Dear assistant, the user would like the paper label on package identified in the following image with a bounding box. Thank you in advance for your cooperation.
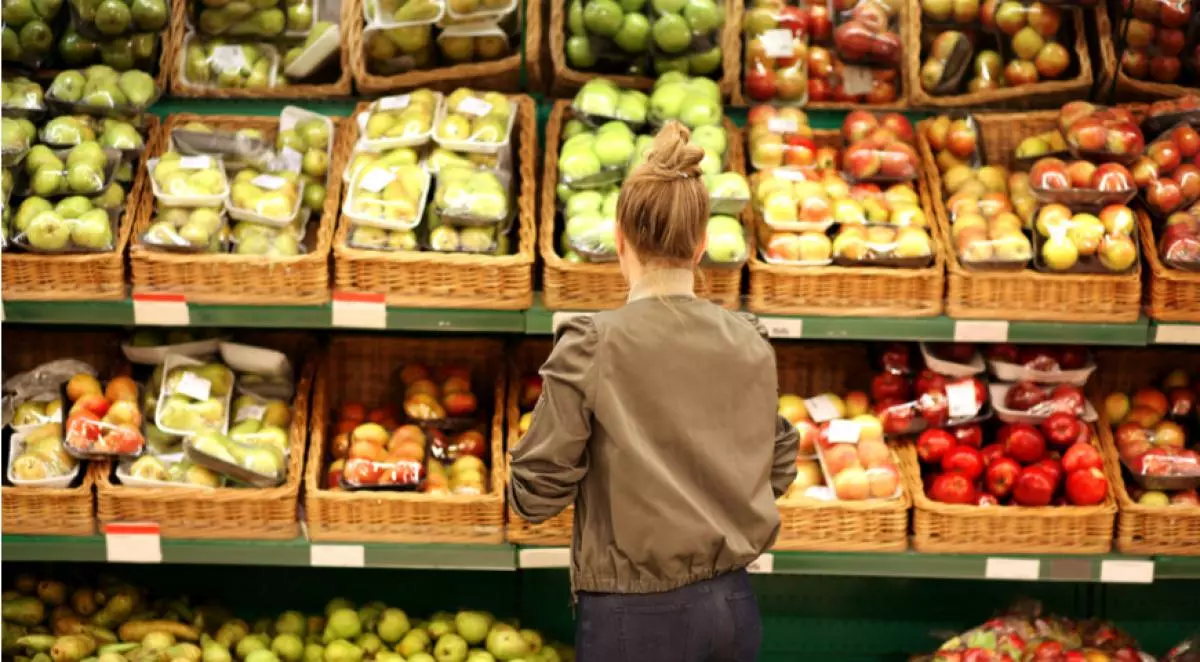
[279,147,303,173]
[379,95,410,110]
[842,66,874,95]
[826,419,861,444]
[178,155,211,170]
[760,29,795,58]
[251,174,287,191]
[804,395,840,423]
[456,97,492,117]
[176,372,212,401]
[358,168,395,193]
[210,46,246,72]
[767,117,798,134]
[773,169,808,181]
[946,380,978,418]
[235,404,266,423]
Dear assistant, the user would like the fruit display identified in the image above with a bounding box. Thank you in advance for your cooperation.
[1159,199,1200,269]
[179,37,281,90]
[186,428,287,486]
[46,66,158,115]
[1144,93,1200,135]
[1031,202,1139,273]
[62,373,146,458]
[342,161,429,231]
[1116,0,1194,86]
[746,105,835,171]
[0,575,573,662]
[830,0,901,68]
[362,0,514,76]
[571,78,649,126]
[7,421,79,485]
[154,356,233,437]
[18,141,119,197]
[1104,369,1200,490]
[1,76,45,116]
[928,604,1150,661]
[192,0,292,37]
[1131,122,1200,218]
[1,0,63,68]
[123,454,224,487]
[840,111,919,183]
[356,90,442,151]
[562,0,724,77]
[10,193,117,252]
[1058,102,1145,163]
[69,0,167,39]
[141,204,225,251]
[227,168,304,225]
[431,166,511,225]
[871,354,990,436]
[1027,157,1136,206]
[741,0,809,104]
[985,343,1095,384]
[394,362,484,424]
[433,88,515,153]
[149,153,230,206]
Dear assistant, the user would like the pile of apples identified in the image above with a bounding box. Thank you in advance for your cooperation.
[1160,199,1200,268]
[63,373,145,457]
[981,0,1072,85]
[1103,368,1200,485]
[840,111,919,183]
[1131,123,1200,218]
[1032,203,1139,273]
[397,362,481,423]
[1058,102,1145,163]
[829,0,902,70]
[563,0,725,77]
[1117,0,1194,85]
[742,0,810,104]
[806,44,902,104]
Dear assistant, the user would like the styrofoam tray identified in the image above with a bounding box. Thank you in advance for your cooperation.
[154,354,233,437]
[284,21,340,78]
[432,94,516,155]
[219,341,292,378]
[990,382,1099,424]
[148,155,229,206]
[921,342,986,377]
[121,338,220,365]
[987,356,1097,386]
[356,92,443,151]
[6,432,80,488]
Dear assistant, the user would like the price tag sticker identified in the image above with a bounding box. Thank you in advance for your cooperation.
[762,317,804,338]
[332,291,387,329]
[760,29,795,58]
[518,547,571,568]
[358,168,395,193]
[310,544,366,567]
[804,394,840,423]
[279,147,303,173]
[378,95,411,110]
[954,320,1009,342]
[104,523,162,563]
[551,311,594,333]
[772,169,809,181]
[1155,324,1200,345]
[826,419,861,443]
[767,116,798,134]
[251,174,287,190]
[132,292,189,326]
[985,557,1040,581]
[235,404,266,423]
[210,45,247,71]
[175,372,212,401]
[178,155,212,170]
[1100,559,1154,584]
[746,553,774,574]
[842,66,874,95]
[456,97,493,117]
[946,380,979,418]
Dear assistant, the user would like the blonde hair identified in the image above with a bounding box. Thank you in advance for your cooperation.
[616,121,710,266]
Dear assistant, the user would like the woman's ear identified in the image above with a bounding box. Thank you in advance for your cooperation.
[692,234,708,265]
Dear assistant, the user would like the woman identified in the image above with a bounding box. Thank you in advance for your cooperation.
[509,121,799,662]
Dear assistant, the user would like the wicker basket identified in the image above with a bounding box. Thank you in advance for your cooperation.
[905,0,1093,108]
[773,343,911,551]
[96,337,315,540]
[168,0,353,99]
[540,101,750,310]
[347,0,521,95]
[523,0,548,93]
[332,96,536,309]
[919,111,1143,322]
[1,115,157,301]
[1088,347,1200,555]
[0,328,126,537]
[1096,2,1200,101]
[1137,209,1200,322]
[502,340,575,545]
[304,335,507,544]
[547,0,741,98]
[745,129,945,317]
[128,113,345,305]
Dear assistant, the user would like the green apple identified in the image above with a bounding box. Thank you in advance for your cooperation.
[582,0,622,37]
[48,70,86,101]
[651,0,685,12]
[574,79,619,117]
[565,35,595,68]
[652,13,691,54]
[566,190,603,218]
[649,81,686,120]
[616,90,648,123]
[688,45,722,74]
[614,12,651,53]
[691,124,726,155]
[683,0,720,32]
[679,97,721,128]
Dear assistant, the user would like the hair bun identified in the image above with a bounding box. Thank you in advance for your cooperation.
[643,121,704,178]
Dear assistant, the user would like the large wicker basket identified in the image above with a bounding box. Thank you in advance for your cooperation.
[919,111,1143,322]
[502,339,574,545]
[773,343,911,551]
[168,0,353,98]
[96,334,315,540]
[128,113,346,305]
[2,116,158,301]
[523,0,548,93]
[905,0,1093,109]
[1089,347,1200,556]
[547,0,741,98]
[1137,209,1200,322]
[745,129,945,317]
[1,328,125,536]
[540,101,750,311]
[304,335,507,544]
[347,0,521,95]
[1096,2,1200,101]
[331,96,536,309]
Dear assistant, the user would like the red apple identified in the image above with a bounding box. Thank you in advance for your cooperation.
[1013,466,1056,506]
[942,445,985,481]
[981,443,1006,466]
[1035,456,1064,487]
[1041,411,1083,448]
[1065,467,1108,505]
[950,423,984,448]
[986,456,1022,498]
[1062,441,1103,473]
[1049,384,1086,415]
[929,471,979,504]
[1090,163,1134,192]
[917,428,956,464]
[871,372,912,402]
[1004,423,1047,464]
[1031,157,1070,190]
[1006,381,1047,411]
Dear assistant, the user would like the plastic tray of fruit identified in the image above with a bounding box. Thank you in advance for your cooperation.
[117,453,225,489]
[12,205,119,254]
[985,344,1095,385]
[558,130,627,191]
[840,112,918,184]
[6,430,81,488]
[1,77,47,120]
[141,205,227,253]
[920,342,986,377]
[431,167,513,226]
[284,21,340,79]
[1029,203,1139,274]
[234,372,296,401]
[829,0,902,68]
[1143,94,1200,137]
[364,0,444,27]
[571,79,649,130]
[342,163,431,231]
[395,364,486,430]
[278,104,334,171]
[148,154,230,207]
[184,431,286,488]
[1160,206,1200,271]
[220,342,292,384]
[45,67,160,118]
[759,227,835,266]
[708,174,751,216]
[830,224,935,268]
[815,427,903,501]
[8,391,64,434]
[918,30,976,96]
[567,217,619,262]
[1059,102,1145,165]
[181,37,283,90]
[423,217,511,255]
[991,381,1097,424]
[1134,122,1200,218]
[225,170,305,227]
[1012,130,1071,172]
[154,354,234,437]
[875,375,992,436]
[343,144,430,185]
[433,90,516,155]
[17,145,122,198]
[1028,158,1138,207]
[1119,447,1200,492]
[171,125,274,170]
[742,25,810,106]
[357,91,443,151]
[340,456,425,490]
[65,415,146,460]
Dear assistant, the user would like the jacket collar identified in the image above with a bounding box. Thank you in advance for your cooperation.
[627,268,696,302]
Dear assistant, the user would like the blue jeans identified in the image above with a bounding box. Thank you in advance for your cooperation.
[575,570,762,662]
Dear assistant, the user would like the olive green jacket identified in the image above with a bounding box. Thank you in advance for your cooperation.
[508,269,798,595]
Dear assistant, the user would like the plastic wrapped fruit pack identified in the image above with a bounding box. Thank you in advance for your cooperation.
[571,78,649,128]
[1028,157,1137,206]
[1058,102,1145,164]
[646,74,724,129]
[64,375,146,459]
[982,0,1074,83]
[1131,122,1200,218]
[1117,0,1193,86]
[562,0,725,77]
[746,105,833,171]
[1160,199,1200,270]
[46,66,158,117]
[1144,93,1200,135]
[1104,369,1200,492]
[840,111,918,183]
[11,196,116,253]
[752,168,925,231]
[19,142,120,197]
[433,88,515,154]
[363,0,515,77]
[357,91,441,150]
[742,0,809,104]
[1031,202,1139,274]
[985,343,1095,385]
[829,0,901,68]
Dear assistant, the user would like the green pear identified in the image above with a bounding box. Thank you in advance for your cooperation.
[18,20,53,54]
[94,0,132,36]
[131,0,166,29]
[117,70,155,106]
[58,29,98,64]
[3,0,35,25]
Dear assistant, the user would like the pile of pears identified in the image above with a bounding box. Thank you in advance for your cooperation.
[47,65,158,111]
[69,0,167,38]
[1,0,62,66]
[362,0,515,76]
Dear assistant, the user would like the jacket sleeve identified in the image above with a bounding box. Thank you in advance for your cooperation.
[771,414,799,498]
[508,316,597,523]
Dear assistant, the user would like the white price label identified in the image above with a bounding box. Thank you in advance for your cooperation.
[954,320,1009,342]
[210,45,247,72]
[1155,324,1200,344]
[551,311,594,333]
[310,544,365,567]
[946,380,978,418]
[767,117,798,134]
[746,553,774,574]
[842,66,874,95]
[760,29,795,58]
[279,147,303,173]
[804,395,840,423]
[456,97,493,117]
[132,293,189,326]
[985,557,1040,580]
[104,523,162,563]
[1100,560,1154,584]
[358,168,395,193]
[175,371,212,401]
[762,317,804,338]
[235,404,266,423]
[378,95,411,110]
[518,547,571,568]
[178,155,212,170]
[826,419,861,444]
[772,169,809,181]
[251,174,287,190]
[332,292,387,329]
